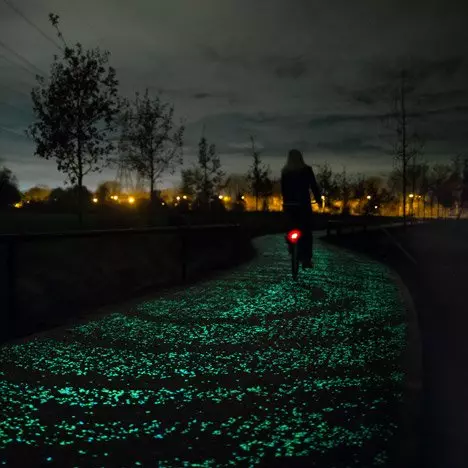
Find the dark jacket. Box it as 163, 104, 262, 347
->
281, 165, 321, 212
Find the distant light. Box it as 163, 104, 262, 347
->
374, 205, 378, 209
128, 196, 135, 204
321, 195, 325, 200
366, 195, 371, 200
176, 196, 181, 201
409, 193, 414, 198
92, 197, 98, 203
219, 195, 224, 200
161, 202, 165, 206
182, 195, 187, 200
241, 195, 245, 200
111, 195, 119, 201
14, 202, 22, 208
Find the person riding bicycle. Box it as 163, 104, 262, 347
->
281, 149, 322, 269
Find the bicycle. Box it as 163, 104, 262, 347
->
285, 228, 302, 280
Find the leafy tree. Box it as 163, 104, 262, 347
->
119, 89, 185, 209
48, 185, 92, 211
246, 136, 271, 211
28, 14, 119, 224
0, 167, 21, 208
24, 185, 51, 203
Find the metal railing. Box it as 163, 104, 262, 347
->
0, 224, 240, 341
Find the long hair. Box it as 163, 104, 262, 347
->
282, 149, 307, 173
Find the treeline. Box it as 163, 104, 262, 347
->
1, 13, 468, 222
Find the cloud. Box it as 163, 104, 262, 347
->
316, 137, 384, 153
274, 57, 308, 79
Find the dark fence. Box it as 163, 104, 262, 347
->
326, 216, 408, 237
0, 224, 241, 342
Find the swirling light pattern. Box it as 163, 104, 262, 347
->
0, 235, 407, 466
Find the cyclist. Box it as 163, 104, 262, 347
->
281, 149, 322, 268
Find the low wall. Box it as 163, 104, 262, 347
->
0, 227, 252, 339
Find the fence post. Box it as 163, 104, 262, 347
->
180, 227, 188, 282
5, 240, 17, 340
232, 225, 241, 263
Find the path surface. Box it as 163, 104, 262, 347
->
0, 235, 410, 467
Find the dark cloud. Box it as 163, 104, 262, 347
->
1, 0, 467, 187
308, 113, 387, 127
274, 57, 308, 79
316, 137, 383, 153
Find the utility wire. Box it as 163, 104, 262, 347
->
2, 0, 62, 51
0, 39, 46, 77
0, 51, 38, 80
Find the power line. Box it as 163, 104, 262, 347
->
0, 81, 31, 101
0, 39, 46, 77
0, 124, 30, 139
0, 52, 38, 80
2, 0, 62, 51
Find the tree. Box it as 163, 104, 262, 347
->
383, 70, 425, 225
429, 164, 452, 217
333, 167, 351, 214
316, 163, 338, 208
246, 136, 271, 211
24, 185, 51, 203
181, 135, 224, 210
119, 89, 185, 210
48, 185, 92, 211
28, 14, 119, 225
96, 180, 121, 202
0, 167, 21, 208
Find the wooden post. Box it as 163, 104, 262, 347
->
5, 240, 17, 340
180, 228, 188, 281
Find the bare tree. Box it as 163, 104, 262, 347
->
181, 135, 225, 210
246, 136, 271, 211
119, 89, 185, 210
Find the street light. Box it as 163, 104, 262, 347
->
92, 197, 98, 203
409, 193, 414, 198
241, 195, 245, 200
182, 195, 187, 200
219, 195, 224, 200
366, 195, 371, 200
176, 196, 181, 201
128, 196, 135, 204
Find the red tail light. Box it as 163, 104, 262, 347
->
287, 229, 302, 244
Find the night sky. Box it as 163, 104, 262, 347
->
0, 0, 467, 190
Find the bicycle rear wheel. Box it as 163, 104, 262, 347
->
291, 243, 299, 280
